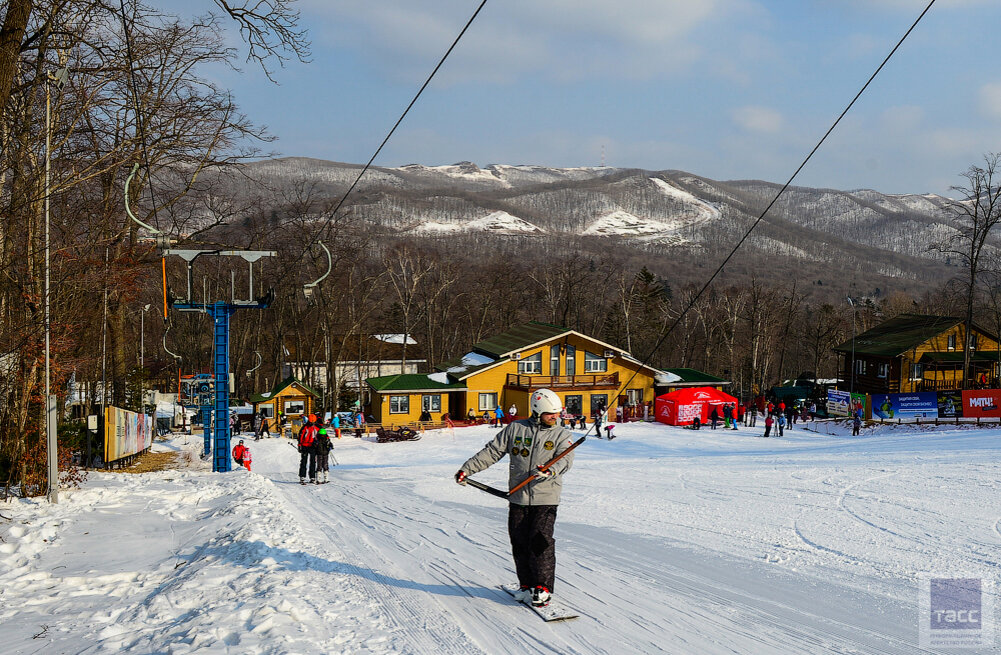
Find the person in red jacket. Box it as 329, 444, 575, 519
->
232, 440, 250, 470
298, 415, 318, 484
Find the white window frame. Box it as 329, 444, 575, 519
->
389, 395, 409, 414
910, 363, 923, 380
584, 351, 607, 373
550, 345, 560, 376
626, 389, 643, 405
518, 352, 542, 374
948, 334, 956, 351
876, 362, 889, 379
284, 400, 305, 414
968, 334, 978, 350
565, 345, 575, 376
854, 359, 865, 375
478, 393, 498, 412
422, 394, 441, 412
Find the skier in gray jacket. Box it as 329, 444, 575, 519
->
455, 388, 575, 608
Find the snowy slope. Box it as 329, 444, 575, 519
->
3, 421, 999, 653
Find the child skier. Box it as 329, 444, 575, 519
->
314, 427, 332, 484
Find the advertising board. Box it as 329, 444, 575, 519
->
827, 389, 866, 417
872, 392, 938, 420
104, 406, 153, 463
962, 389, 1001, 418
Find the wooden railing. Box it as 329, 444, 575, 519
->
505, 372, 619, 389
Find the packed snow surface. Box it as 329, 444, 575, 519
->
3, 420, 1001, 653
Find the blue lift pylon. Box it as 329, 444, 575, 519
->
165, 249, 275, 472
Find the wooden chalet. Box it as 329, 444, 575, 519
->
249, 376, 319, 430
832, 314, 1001, 394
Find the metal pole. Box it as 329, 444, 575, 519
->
45, 80, 58, 504
848, 296, 856, 413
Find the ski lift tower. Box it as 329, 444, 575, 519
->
165, 249, 275, 472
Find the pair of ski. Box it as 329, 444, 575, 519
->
499, 584, 578, 622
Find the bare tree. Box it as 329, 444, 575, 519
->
930, 153, 1001, 387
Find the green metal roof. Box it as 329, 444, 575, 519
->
249, 376, 319, 403
919, 350, 1001, 364
832, 314, 967, 357
471, 321, 571, 358
662, 367, 728, 384
367, 374, 466, 393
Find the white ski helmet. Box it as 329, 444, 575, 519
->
530, 389, 562, 416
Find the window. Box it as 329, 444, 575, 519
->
876, 363, 889, 379
584, 351, 607, 373
550, 345, 560, 376
284, 400, 305, 414
948, 334, 956, 351
518, 352, 542, 374
854, 360, 865, 375
590, 394, 608, 415
564, 394, 582, 415
565, 345, 575, 376
626, 389, 643, 405
259, 405, 274, 418
910, 363, 923, 380
422, 395, 441, 412
389, 396, 409, 414
478, 393, 497, 411
968, 334, 978, 350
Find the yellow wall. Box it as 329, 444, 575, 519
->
899, 325, 1000, 392
373, 391, 453, 427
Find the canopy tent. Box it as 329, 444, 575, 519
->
655, 387, 739, 426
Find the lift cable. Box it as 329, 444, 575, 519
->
298, 0, 490, 260
586, 0, 938, 433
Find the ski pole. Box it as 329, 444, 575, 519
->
508, 435, 586, 496
464, 477, 509, 500
330, 451, 339, 466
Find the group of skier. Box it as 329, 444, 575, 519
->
296, 414, 336, 484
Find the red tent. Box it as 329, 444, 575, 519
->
655, 387, 739, 426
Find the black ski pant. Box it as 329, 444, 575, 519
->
298, 447, 316, 480
508, 504, 558, 592
315, 451, 329, 472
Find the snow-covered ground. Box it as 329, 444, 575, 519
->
3, 420, 1000, 654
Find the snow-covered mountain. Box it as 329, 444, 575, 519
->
185, 158, 962, 289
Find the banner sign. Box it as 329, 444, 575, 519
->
937, 390, 963, 418
827, 390, 866, 417
962, 389, 1001, 418
872, 392, 938, 420
104, 406, 152, 463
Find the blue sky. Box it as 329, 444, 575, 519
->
179, 0, 1001, 197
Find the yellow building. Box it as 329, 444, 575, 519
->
367, 321, 660, 426
832, 314, 1001, 394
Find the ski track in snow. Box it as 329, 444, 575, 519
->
3, 422, 999, 653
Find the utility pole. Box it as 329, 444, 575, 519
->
44, 63, 69, 504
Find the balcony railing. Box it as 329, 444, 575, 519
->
505, 372, 619, 389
